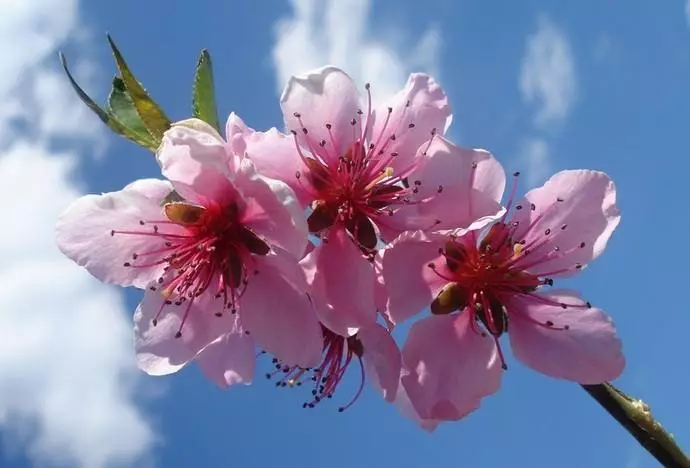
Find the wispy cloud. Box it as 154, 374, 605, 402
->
272, 0, 441, 104
518, 15, 577, 185
520, 16, 576, 129
0, 0, 155, 467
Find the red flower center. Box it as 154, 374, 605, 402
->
111, 196, 269, 337
291, 84, 441, 252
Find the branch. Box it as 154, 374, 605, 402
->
581, 383, 690, 467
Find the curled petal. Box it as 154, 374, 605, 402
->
157, 118, 237, 205
55, 179, 178, 289
235, 158, 308, 258
240, 250, 322, 368
358, 324, 402, 402
507, 291, 625, 384
510, 170, 620, 277
195, 330, 256, 389
381, 231, 448, 324
400, 313, 502, 423
280, 66, 363, 161
302, 227, 377, 335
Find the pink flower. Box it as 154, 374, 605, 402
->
56, 118, 323, 384
383, 155, 625, 426
268, 322, 402, 412
241, 66, 452, 335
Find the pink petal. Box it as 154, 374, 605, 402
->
235, 158, 308, 258
507, 291, 625, 384
373, 73, 451, 172
240, 249, 322, 368
134, 289, 233, 375
301, 227, 377, 335
400, 313, 502, 423
225, 112, 252, 155
157, 119, 237, 205
55, 178, 178, 288
394, 382, 443, 432
243, 126, 311, 205
510, 170, 620, 277
410, 136, 506, 213
280, 66, 362, 160
195, 331, 256, 389
358, 324, 402, 402
381, 231, 448, 324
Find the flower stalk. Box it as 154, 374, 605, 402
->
581, 383, 690, 468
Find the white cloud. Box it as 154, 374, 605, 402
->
272, 0, 442, 105
0, 0, 155, 467
519, 137, 550, 187
519, 16, 576, 128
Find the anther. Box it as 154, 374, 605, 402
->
110, 230, 115, 236
560, 303, 568, 309
513, 171, 521, 177
472, 162, 478, 169
586, 302, 592, 308
123, 262, 131, 267
326, 123, 332, 129
530, 203, 536, 211
561, 224, 568, 230
175, 331, 182, 338
545, 320, 554, 327
437, 185, 443, 193
291, 130, 297, 135
152, 319, 158, 326
544, 228, 551, 235
557, 197, 564, 202
365, 83, 370, 90
408, 123, 415, 128
387, 107, 393, 114
516, 204, 523, 210
293, 112, 301, 118
580, 242, 586, 248
302, 128, 308, 134
139, 220, 145, 226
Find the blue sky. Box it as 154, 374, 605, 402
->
1, 0, 689, 467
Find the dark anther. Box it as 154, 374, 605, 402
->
408, 123, 415, 128
293, 112, 301, 118
414, 180, 422, 186
350, 118, 357, 126
575, 263, 583, 270
266, 373, 272, 379
158, 277, 164, 284
110, 230, 115, 236
564, 325, 570, 330
560, 303, 568, 309
338, 407, 345, 413
214, 312, 223, 317
561, 224, 568, 230
123, 262, 131, 267
357, 109, 363, 115
530, 203, 536, 211
152, 319, 158, 326
544, 278, 554, 286
427, 262, 436, 268
557, 197, 564, 202
544, 228, 551, 235
302, 127, 308, 134
516, 204, 523, 210
390, 134, 396, 141
472, 162, 478, 169
365, 83, 371, 90
513, 171, 521, 177
437, 185, 443, 193
325, 123, 332, 129
430, 127, 437, 135
545, 320, 554, 327
387, 107, 393, 113
391, 152, 398, 157
139, 220, 145, 225
320, 140, 326, 147
175, 331, 182, 338
580, 242, 586, 248
149, 286, 156, 291
586, 302, 592, 308
290, 130, 297, 135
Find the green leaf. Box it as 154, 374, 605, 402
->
60, 52, 157, 151
107, 34, 171, 140
59, 52, 115, 128
107, 77, 158, 150
192, 49, 220, 131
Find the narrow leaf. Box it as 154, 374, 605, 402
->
106, 34, 171, 140
107, 77, 158, 150
59, 52, 113, 127
192, 49, 220, 131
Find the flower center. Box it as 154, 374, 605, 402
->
426, 172, 594, 369
266, 326, 365, 412
291, 84, 440, 252
111, 197, 270, 337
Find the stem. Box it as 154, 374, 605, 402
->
581, 383, 690, 467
